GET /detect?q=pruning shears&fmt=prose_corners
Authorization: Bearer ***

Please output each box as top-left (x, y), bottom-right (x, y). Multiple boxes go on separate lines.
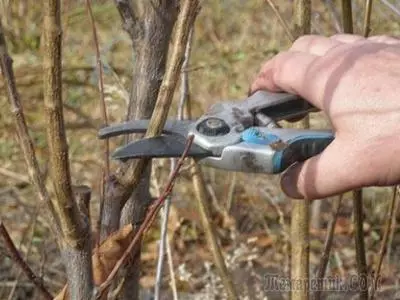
top-left (98, 90), bottom-right (334, 174)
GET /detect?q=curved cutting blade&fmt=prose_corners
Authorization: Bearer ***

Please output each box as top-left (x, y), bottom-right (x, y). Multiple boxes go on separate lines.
top-left (111, 135), bottom-right (212, 160)
top-left (99, 120), bottom-right (194, 139)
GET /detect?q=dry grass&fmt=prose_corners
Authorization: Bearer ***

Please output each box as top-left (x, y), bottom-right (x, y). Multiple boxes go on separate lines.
top-left (1, 0), bottom-right (400, 299)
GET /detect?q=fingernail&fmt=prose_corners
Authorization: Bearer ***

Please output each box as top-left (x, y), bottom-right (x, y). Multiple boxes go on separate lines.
top-left (281, 171), bottom-right (304, 199)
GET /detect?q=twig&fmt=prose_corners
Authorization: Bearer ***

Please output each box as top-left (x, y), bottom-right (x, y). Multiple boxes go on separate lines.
top-left (0, 221), bottom-right (53, 300)
top-left (341, 0), bottom-right (354, 33)
top-left (178, 25), bottom-right (238, 299)
top-left (113, 0), bottom-right (138, 41)
top-left (96, 135), bottom-right (195, 299)
top-left (369, 186), bottom-right (398, 299)
top-left (386, 187), bottom-right (400, 265)
top-left (0, 167), bottom-right (30, 183)
top-left (353, 190), bottom-right (368, 300)
top-left (132, 0), bottom-right (200, 140)
top-left (165, 231), bottom-right (179, 300)
top-left (291, 2), bottom-right (311, 299)
top-left (323, 0), bottom-right (342, 33)
top-left (178, 26), bottom-right (194, 120)
top-left (85, 0), bottom-right (110, 247)
top-left (184, 102), bottom-right (238, 299)
top-left (105, 2), bottom-right (178, 298)
top-left (63, 102), bottom-right (101, 129)
top-left (0, 14), bottom-right (60, 236)
top-left (100, 0), bottom-right (198, 243)
top-left (265, 0), bottom-right (295, 42)
top-left (190, 160), bottom-right (239, 299)
top-left (154, 25), bottom-right (195, 300)
top-left (379, 0), bottom-right (400, 18)
top-left (154, 194), bottom-right (174, 300)
top-left (226, 172), bottom-right (237, 213)
top-left (7, 204), bottom-right (39, 300)
top-left (43, 0), bottom-right (85, 247)
top-left (341, 3), bottom-right (367, 299)
top-left (42, 2), bottom-right (94, 299)
top-left (313, 195), bottom-right (343, 300)
top-left (363, 0), bottom-right (373, 37)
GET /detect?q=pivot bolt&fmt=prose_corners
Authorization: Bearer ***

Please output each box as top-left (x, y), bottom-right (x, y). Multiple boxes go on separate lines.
top-left (196, 117), bottom-right (230, 136)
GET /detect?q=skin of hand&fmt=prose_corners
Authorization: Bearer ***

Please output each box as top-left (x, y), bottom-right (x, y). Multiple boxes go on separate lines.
top-left (250, 34), bottom-right (400, 200)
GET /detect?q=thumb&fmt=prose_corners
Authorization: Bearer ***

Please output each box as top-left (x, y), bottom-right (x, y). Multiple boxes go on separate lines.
top-left (280, 140), bottom-right (371, 200)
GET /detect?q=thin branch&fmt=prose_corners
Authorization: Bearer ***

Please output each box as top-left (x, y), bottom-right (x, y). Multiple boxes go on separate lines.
top-left (0, 167), bottom-right (30, 183)
top-left (113, 0), bottom-right (139, 40)
top-left (178, 26), bottom-right (194, 121)
top-left (154, 187), bottom-right (174, 300)
top-left (133, 0), bottom-right (200, 139)
top-left (96, 135), bottom-right (195, 299)
top-left (43, 0), bottom-right (85, 247)
top-left (85, 0), bottom-right (110, 247)
top-left (369, 186), bottom-right (398, 299)
top-left (154, 25), bottom-right (194, 300)
top-left (165, 231), bottom-right (179, 300)
top-left (0, 221), bottom-right (53, 300)
top-left (291, 2), bottom-right (311, 300)
top-left (313, 195), bottom-right (343, 300)
top-left (293, 0), bottom-right (311, 129)
top-left (323, 0), bottom-right (342, 33)
top-left (42, 2), bottom-right (94, 299)
top-left (101, 1), bottom-right (199, 241)
top-left (341, 0), bottom-right (354, 33)
top-left (379, 0), bottom-right (400, 18)
top-left (386, 187), bottom-right (400, 265)
top-left (341, 2), bottom-right (367, 299)
top-left (265, 0), bottom-right (295, 42)
top-left (183, 72), bottom-right (238, 298)
top-left (0, 13), bottom-right (60, 237)
top-left (7, 207), bottom-right (39, 300)
top-left (363, 0), bottom-right (373, 37)
top-left (353, 190), bottom-right (368, 300)
top-left (63, 102), bottom-right (101, 129)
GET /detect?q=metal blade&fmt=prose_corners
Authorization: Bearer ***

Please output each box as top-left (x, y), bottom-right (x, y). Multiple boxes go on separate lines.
top-left (98, 119), bottom-right (194, 139)
top-left (111, 135), bottom-right (212, 160)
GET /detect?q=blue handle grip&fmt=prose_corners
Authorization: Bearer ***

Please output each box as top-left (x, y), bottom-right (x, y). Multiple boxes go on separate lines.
top-left (272, 134), bottom-right (334, 173)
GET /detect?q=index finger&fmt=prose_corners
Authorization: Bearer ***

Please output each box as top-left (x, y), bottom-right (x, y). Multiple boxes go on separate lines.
top-left (250, 50), bottom-right (324, 109)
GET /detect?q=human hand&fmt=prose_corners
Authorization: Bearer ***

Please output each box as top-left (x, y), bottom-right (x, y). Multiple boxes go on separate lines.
top-left (250, 34), bottom-right (400, 200)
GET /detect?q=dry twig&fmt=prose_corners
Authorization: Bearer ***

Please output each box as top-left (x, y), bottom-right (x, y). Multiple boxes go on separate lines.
top-left (290, 1), bottom-right (311, 299)
top-left (341, 2), bottom-right (368, 299)
top-left (154, 24), bottom-right (195, 300)
top-left (353, 190), bottom-right (368, 300)
top-left (43, 0), bottom-right (85, 248)
top-left (313, 195), bottom-right (343, 300)
top-left (96, 135), bottom-right (195, 299)
top-left (85, 0), bottom-right (110, 246)
top-left (184, 88), bottom-right (238, 299)
top-left (0, 14), bottom-right (60, 238)
top-left (369, 186), bottom-right (398, 299)
top-left (42, 1), bottom-right (93, 298)
top-left (341, 0), bottom-right (354, 33)
top-left (0, 221), bottom-right (53, 300)
top-left (363, 0), bottom-right (373, 37)
top-left (264, 0), bottom-right (295, 42)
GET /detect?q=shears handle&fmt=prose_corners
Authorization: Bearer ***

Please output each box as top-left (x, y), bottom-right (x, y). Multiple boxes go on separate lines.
top-left (241, 127), bottom-right (334, 173)
top-left (271, 134), bottom-right (334, 173)
top-left (242, 90), bottom-right (318, 123)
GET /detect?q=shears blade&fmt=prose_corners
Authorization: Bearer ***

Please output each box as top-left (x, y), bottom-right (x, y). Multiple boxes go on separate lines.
top-left (98, 120), bottom-right (194, 139)
top-left (111, 134), bottom-right (212, 160)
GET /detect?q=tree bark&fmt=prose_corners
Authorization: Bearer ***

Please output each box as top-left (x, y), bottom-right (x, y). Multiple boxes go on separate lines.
top-left (102, 1), bottom-right (179, 299)
top-left (42, 1), bottom-right (93, 298)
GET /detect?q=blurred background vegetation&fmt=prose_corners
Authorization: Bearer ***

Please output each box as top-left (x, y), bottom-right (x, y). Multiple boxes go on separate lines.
top-left (1, 0), bottom-right (400, 299)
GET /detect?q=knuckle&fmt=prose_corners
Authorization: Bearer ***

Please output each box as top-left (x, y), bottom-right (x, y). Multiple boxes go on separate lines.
top-left (291, 34), bottom-right (320, 49)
